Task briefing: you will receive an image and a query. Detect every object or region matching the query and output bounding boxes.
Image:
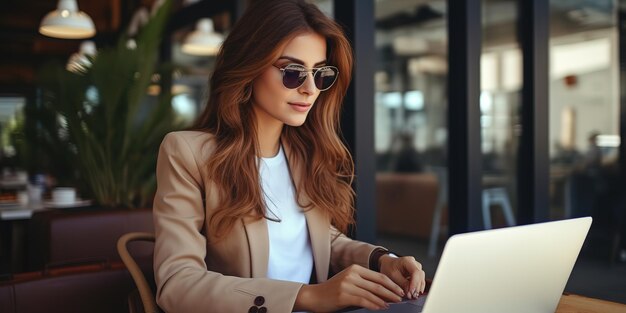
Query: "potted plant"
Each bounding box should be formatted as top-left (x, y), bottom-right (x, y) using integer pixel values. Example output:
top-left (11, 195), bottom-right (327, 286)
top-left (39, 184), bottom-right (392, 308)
top-left (28, 0), bottom-right (182, 208)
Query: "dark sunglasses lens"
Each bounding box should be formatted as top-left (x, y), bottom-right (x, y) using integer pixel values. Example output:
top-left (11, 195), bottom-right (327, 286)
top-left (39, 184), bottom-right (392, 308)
top-left (314, 67), bottom-right (338, 90)
top-left (282, 68), bottom-right (307, 89)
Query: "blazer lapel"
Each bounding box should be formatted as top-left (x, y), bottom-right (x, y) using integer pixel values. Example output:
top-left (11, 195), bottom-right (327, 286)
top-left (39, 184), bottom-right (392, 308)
top-left (304, 205), bottom-right (331, 283)
top-left (242, 215), bottom-right (269, 278)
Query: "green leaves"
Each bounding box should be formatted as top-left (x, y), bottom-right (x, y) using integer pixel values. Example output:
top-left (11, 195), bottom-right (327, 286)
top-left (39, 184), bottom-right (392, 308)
top-left (33, 0), bottom-right (182, 208)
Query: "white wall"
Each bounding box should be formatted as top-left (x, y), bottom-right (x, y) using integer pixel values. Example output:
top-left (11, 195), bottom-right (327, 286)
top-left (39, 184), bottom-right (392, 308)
top-left (548, 32), bottom-right (620, 156)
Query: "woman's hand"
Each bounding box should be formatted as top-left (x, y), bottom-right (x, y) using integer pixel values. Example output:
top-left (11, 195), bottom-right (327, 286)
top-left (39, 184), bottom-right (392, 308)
top-left (379, 255), bottom-right (426, 300)
top-left (293, 264), bottom-right (405, 312)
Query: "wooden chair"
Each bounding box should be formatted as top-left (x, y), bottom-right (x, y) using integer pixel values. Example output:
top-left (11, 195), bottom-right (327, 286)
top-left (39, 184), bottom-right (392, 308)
top-left (117, 232), bottom-right (161, 313)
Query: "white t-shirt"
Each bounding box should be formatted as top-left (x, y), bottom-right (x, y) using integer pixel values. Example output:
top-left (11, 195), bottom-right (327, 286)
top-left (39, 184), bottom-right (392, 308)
top-left (259, 145), bottom-right (313, 284)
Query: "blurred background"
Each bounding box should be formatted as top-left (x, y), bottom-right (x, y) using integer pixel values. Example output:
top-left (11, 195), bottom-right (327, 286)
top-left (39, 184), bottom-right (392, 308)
top-left (0, 0), bottom-right (624, 311)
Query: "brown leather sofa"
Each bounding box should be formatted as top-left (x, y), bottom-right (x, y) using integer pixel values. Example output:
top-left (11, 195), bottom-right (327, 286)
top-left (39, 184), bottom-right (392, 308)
top-left (0, 207), bottom-right (156, 313)
top-left (0, 262), bottom-right (136, 313)
top-left (376, 173), bottom-right (443, 239)
top-left (27, 207), bottom-right (154, 272)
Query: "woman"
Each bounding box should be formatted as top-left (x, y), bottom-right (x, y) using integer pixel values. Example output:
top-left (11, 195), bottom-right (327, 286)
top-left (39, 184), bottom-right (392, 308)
top-left (153, 0), bottom-right (426, 312)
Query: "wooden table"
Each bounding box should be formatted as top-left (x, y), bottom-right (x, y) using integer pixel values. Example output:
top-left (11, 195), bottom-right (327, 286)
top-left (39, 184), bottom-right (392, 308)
top-left (0, 201), bottom-right (92, 273)
top-left (556, 294), bottom-right (626, 313)
top-left (0, 203), bottom-right (46, 220)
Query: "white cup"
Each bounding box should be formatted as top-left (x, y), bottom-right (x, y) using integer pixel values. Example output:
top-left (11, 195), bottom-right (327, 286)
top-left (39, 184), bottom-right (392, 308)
top-left (27, 184), bottom-right (43, 204)
top-left (52, 187), bottom-right (76, 205)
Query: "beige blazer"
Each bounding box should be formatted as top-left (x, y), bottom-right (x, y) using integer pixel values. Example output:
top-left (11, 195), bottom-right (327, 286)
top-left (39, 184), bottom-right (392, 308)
top-left (153, 131), bottom-right (382, 313)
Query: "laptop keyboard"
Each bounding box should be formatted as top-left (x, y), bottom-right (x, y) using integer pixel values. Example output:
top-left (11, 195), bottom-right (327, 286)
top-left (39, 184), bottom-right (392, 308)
top-left (343, 296), bottom-right (427, 313)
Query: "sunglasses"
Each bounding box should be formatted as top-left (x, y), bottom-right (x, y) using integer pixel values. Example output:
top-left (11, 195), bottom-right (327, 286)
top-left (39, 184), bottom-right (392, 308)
top-left (273, 63), bottom-right (339, 91)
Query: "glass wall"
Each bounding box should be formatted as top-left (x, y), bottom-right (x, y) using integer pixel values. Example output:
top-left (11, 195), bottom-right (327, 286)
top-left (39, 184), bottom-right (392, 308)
top-left (548, 0), bottom-right (620, 220)
top-left (374, 0), bottom-right (448, 273)
top-left (481, 0), bottom-right (521, 231)
top-left (0, 97), bottom-right (26, 166)
top-left (549, 0), bottom-right (625, 302)
top-left (322, 0), bottom-right (626, 301)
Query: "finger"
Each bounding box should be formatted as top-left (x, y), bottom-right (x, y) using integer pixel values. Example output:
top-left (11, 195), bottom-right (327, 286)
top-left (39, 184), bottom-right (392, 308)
top-left (354, 275), bottom-right (403, 303)
top-left (418, 270), bottom-right (426, 294)
top-left (348, 286), bottom-right (389, 310)
top-left (357, 267), bottom-right (405, 297)
top-left (386, 270), bottom-right (411, 298)
top-left (349, 295), bottom-right (387, 311)
top-left (397, 259), bottom-right (422, 298)
top-left (408, 269), bottom-right (426, 297)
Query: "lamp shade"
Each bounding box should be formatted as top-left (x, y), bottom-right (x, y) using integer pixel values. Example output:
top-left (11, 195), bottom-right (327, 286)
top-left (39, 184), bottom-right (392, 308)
top-left (182, 18), bottom-right (223, 56)
top-left (39, 0), bottom-right (96, 39)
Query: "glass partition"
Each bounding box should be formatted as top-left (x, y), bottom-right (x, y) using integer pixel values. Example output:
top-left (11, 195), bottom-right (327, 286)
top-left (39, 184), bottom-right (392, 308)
top-left (549, 0), bottom-right (624, 301)
top-left (374, 0), bottom-right (448, 274)
top-left (480, 0), bottom-right (521, 230)
top-left (548, 0), bottom-right (620, 221)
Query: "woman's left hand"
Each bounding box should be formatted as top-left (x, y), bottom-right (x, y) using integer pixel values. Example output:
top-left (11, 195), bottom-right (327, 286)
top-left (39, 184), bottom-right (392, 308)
top-left (379, 255), bottom-right (426, 300)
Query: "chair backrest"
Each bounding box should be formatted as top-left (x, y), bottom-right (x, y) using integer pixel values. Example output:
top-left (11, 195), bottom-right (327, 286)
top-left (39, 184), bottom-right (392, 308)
top-left (117, 232), bottom-right (160, 313)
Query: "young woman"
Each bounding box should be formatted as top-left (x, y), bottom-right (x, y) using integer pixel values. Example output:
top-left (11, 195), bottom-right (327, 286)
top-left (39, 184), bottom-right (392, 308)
top-left (153, 1), bottom-right (426, 312)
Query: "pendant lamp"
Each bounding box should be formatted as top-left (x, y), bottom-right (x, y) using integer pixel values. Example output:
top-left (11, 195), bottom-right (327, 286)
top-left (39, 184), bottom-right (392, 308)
top-left (39, 0), bottom-right (96, 39)
top-left (182, 18), bottom-right (223, 56)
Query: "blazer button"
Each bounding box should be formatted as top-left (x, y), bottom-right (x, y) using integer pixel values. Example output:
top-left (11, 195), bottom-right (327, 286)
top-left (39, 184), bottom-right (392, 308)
top-left (248, 306), bottom-right (258, 313)
top-left (254, 296), bottom-right (265, 306)
top-left (258, 307), bottom-right (267, 313)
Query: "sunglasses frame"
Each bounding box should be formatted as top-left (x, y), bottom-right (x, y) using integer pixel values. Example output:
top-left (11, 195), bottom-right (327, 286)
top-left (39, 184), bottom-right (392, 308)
top-left (273, 63), bottom-right (339, 91)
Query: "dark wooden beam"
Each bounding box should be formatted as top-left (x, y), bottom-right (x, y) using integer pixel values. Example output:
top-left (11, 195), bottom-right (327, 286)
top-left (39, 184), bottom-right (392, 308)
top-left (334, 0), bottom-right (377, 243)
top-left (447, 0), bottom-right (483, 234)
top-left (517, 0), bottom-right (550, 224)
top-left (619, 3), bottom-right (626, 186)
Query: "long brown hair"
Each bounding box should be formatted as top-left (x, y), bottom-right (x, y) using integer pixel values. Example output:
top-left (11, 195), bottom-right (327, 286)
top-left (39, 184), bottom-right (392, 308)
top-left (193, 0), bottom-right (354, 239)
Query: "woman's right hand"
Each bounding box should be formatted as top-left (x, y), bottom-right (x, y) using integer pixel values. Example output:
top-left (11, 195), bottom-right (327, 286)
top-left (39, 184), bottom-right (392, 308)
top-left (293, 264), bottom-right (405, 312)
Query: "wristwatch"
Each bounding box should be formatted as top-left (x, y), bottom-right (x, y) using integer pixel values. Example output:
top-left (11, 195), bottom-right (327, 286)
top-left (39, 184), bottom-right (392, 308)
top-left (369, 248), bottom-right (400, 272)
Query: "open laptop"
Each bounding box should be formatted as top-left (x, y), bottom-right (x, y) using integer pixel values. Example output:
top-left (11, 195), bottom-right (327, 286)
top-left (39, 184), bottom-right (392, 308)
top-left (346, 217), bottom-right (592, 313)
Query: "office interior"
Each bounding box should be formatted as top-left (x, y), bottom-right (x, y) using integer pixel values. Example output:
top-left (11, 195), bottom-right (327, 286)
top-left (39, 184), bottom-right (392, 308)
top-left (0, 0), bottom-right (624, 311)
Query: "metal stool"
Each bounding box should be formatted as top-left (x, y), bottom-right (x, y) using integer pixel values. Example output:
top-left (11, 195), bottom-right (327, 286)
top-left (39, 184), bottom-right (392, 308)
top-left (428, 167), bottom-right (447, 258)
top-left (482, 187), bottom-right (515, 229)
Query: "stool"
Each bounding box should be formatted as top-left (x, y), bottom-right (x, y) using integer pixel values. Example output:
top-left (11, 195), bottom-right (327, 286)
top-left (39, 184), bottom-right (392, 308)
top-left (482, 187), bottom-right (515, 229)
top-left (428, 168), bottom-right (517, 257)
top-left (428, 167), bottom-right (447, 258)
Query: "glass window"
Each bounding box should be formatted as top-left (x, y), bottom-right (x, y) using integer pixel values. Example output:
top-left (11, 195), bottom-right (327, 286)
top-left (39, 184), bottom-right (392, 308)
top-left (312, 0), bottom-right (333, 17)
top-left (549, 0), bottom-right (625, 302)
top-left (549, 0), bottom-right (619, 220)
top-left (0, 96), bottom-right (26, 166)
top-left (374, 0), bottom-right (448, 274)
top-left (481, 0), bottom-right (521, 231)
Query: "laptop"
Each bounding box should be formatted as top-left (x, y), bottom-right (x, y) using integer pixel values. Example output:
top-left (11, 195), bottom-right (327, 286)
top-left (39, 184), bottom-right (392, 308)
top-left (345, 217), bottom-right (592, 313)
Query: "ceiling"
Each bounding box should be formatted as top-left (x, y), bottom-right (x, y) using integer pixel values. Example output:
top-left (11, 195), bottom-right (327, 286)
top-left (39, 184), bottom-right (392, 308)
top-left (374, 0), bottom-right (617, 55)
top-left (0, 0), bottom-right (620, 91)
top-left (0, 0), bottom-right (161, 90)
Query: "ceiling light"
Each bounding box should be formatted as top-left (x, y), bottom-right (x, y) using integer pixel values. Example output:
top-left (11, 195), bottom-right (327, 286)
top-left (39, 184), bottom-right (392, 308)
top-left (39, 0), bottom-right (96, 39)
top-left (182, 18), bottom-right (223, 56)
